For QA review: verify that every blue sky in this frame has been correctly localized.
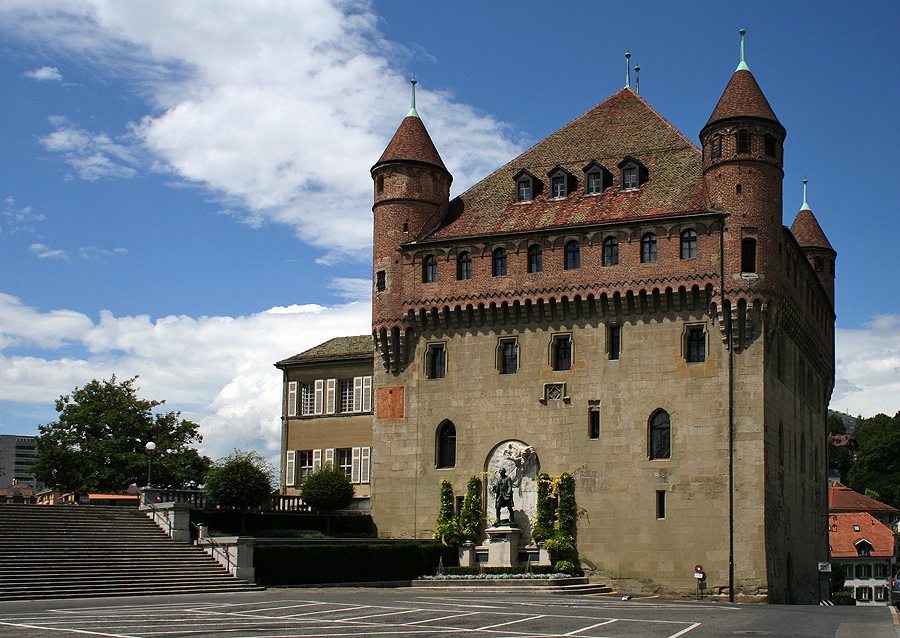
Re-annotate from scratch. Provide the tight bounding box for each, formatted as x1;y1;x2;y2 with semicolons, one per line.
1;0;898;464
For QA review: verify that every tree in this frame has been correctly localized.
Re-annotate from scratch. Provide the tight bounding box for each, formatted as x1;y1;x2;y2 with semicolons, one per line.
458;475;483;542
434;479;461;545
846;412;900;509
32;376;210;493
299;463;354;532
203;449;275;511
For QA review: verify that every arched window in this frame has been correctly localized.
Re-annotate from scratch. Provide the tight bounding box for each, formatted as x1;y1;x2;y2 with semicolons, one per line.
528;244;543;273
741;238;757;273
422;254;437;283
565;240;580;270
680;229;697;260
457;251;472;280
641;233;657;263
492;248;507;276
437;421;456;468
603;237;618;266
649;410;671;459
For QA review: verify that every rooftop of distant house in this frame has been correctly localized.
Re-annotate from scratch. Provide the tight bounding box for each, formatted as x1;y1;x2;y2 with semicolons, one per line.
276;335;374;367
829;511;895;559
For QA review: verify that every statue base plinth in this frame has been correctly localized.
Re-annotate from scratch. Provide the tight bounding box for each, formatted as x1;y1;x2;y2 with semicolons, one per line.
482;525;522;567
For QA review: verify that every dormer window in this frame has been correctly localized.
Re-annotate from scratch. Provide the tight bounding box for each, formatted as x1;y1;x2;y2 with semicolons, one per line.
618;156;647;191
736;129;751;153
513;170;542;203
547;166;575;199
583;161;612;195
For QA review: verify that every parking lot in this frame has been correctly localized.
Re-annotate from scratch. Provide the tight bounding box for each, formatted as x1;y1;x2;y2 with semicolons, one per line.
0;588;897;638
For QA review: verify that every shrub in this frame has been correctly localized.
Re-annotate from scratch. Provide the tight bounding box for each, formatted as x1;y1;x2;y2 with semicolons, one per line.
459;475;483;542
299;464;354;513
532;473;554;542
434;480;461;545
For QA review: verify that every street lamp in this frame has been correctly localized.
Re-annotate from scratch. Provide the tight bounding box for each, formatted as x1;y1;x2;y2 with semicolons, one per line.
145;441;156;487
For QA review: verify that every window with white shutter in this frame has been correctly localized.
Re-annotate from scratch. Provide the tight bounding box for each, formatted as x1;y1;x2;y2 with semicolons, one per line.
351;447;361;483
324;448;335;469
314;379;324;415
287;382;297;417
285;450;296;487
353;377;363;412
360;446;371;483
312;449;322;471
325;379;336;414
362;376;372;412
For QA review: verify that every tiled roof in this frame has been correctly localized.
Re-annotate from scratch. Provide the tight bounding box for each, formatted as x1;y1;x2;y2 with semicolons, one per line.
276;335;374;366
373;116;447;171
829;484;898;513
829;512;895;559
424;89;704;242
791;208;835;252
705;69;780;127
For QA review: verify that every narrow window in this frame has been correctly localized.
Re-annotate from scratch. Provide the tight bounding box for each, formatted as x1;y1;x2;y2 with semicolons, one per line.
528;244;543;273
551;175;567;198
741;238;757;273
608;325;621;360
457;251;472;280
339;379;353;412
736;184;742;195
297;450;313;480
376;174;384;192
300;382;315;415
814;255;824;272
422;254;437;283
565;240;580;270
764;133;776;157
516;178;533;202
499;339;518;374
375;270;386;292
492;248;507;276
285;450;296;487
437;421;456;468
641;233;657;263
428;344;446;379
622;166;638;190
680;229;697;259
603;237;619;266
778;423;784;466
589;408;600;439
337;448;353;477
649;410;671;459
686;327;706;363
287;381;298;417
736;129;751;152
552;335;572;371
656;490;666;519
711;134;722;159
586;172;604;194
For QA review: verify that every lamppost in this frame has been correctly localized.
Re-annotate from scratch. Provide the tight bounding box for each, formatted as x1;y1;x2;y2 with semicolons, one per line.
145;441;156;487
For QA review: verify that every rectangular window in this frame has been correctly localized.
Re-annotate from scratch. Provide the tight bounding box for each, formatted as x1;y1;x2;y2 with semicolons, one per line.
287;381;298;417
856;587;872;601
375;270;386;292
285;450;296;487
517;179;532;202
428;343;446;379
499;339;518;374
856;564;872;579
622;167;638;189
298;450;313;480
608;325;621;361
656;490;666;519
312;449;322;472
874;564;887;578
314;379;324;415
553;335;572;371
686;327;706;363
589;408;600;440
337;448;353;477
586;172;603;194
875;587;887;601
353;377;363;412
551;175;566;198
300;382;315;415
340;379;354;413
362;376;372;412
711;134;722;159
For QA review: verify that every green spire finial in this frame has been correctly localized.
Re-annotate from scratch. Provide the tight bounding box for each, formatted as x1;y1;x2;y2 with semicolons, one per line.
800;179;811;211
736;28;750;72
634;60;640;96
407;76;419;118
625;49;631;89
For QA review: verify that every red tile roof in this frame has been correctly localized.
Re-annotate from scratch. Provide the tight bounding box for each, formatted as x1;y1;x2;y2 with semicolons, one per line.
374;116;447;171
276;335;373;366
830;484;898;514
791;208;835;252
425;89;704;242
829;512;895;559
705;69;780;127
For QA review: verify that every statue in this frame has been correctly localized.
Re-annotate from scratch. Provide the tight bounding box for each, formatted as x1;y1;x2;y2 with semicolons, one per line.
492;467;515;525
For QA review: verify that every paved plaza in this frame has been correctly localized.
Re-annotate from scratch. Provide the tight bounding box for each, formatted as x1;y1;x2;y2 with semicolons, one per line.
0;588;897;638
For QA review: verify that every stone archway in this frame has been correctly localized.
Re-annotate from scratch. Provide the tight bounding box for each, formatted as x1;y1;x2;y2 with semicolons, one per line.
485;440;540;542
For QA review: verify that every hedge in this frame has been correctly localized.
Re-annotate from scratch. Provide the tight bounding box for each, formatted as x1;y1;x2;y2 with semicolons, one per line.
442;565;560;576
255;542;457;586
190;509;375;537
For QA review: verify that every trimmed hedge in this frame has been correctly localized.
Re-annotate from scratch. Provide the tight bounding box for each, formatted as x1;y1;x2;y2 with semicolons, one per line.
255;542;457;586
443;565;560;576
191;509;375;537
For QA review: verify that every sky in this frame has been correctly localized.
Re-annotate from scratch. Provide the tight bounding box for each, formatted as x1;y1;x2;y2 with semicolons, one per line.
1;0;898;467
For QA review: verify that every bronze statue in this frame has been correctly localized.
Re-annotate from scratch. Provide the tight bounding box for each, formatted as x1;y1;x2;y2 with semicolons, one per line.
492;467;515;525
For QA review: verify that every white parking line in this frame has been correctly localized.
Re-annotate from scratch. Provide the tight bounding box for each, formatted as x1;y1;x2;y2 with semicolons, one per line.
475;614;546;631
562;619;617;635
667;622;702;638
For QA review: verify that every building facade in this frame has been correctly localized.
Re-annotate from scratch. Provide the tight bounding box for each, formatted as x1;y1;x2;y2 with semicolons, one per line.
0;435;41;491
366;38;834;603
829;511;895;605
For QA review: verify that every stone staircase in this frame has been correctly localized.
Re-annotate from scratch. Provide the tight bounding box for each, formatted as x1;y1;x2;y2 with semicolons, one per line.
0;504;263;600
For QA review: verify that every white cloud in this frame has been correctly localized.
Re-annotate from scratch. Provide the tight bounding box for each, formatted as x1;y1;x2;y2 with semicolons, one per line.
29;243;68;260
1;0;524;261
24;66;62;81
0;290;370;464
2;197;47;233
832;316;900;418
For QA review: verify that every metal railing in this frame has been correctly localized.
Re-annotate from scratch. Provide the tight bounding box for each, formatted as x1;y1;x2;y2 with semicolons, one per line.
147;489;311;512
142;499;174;536
191;522;232;574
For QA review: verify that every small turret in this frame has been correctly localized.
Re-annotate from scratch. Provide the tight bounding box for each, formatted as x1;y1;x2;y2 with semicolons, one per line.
791;180;836;303
700;29;786;287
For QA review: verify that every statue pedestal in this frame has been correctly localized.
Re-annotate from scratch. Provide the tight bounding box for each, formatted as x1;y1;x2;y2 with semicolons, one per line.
484;525;522;567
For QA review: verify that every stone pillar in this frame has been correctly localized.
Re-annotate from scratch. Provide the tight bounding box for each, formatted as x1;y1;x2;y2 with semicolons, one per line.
485;525;522;567
458;541;476;567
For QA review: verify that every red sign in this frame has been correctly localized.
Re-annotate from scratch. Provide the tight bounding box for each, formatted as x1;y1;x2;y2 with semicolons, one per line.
695;565;703;573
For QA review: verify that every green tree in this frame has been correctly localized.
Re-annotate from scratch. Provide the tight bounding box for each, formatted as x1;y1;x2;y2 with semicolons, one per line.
846;412;900;509
434;479;461;545
203;449;275;510
299;463;355;533
32;376;210;493
458;475;483;542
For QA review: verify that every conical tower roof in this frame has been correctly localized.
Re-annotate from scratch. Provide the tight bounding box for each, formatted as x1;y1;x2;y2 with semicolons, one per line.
373;115;447;171
791;207;834;252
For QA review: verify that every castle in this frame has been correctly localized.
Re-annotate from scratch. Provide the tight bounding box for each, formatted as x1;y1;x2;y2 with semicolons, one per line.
278;32;835;603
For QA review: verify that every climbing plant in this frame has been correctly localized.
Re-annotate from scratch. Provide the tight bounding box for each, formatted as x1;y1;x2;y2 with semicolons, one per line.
537;471;578;574
434;479;461;545
532;473;555;542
